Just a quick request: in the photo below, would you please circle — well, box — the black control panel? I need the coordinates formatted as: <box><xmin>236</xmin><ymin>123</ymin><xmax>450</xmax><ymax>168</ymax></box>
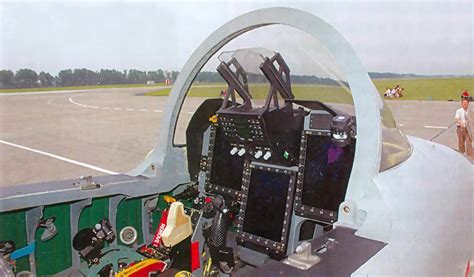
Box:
<box><xmin>309</xmin><ymin>110</ymin><xmax>333</xmax><ymax>131</ymax></box>
<box><xmin>218</xmin><ymin>111</ymin><xmax>268</xmax><ymax>144</ymax></box>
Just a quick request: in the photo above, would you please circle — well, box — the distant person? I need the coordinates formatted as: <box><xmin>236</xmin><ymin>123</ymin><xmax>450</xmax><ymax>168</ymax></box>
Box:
<box><xmin>394</xmin><ymin>87</ymin><xmax>404</xmax><ymax>98</ymax></box>
<box><xmin>384</xmin><ymin>87</ymin><xmax>391</xmax><ymax>97</ymax></box>
<box><xmin>455</xmin><ymin>98</ymin><xmax>472</xmax><ymax>157</ymax></box>
<box><xmin>461</xmin><ymin>90</ymin><xmax>469</xmax><ymax>99</ymax></box>
<box><xmin>399</xmin><ymin>88</ymin><xmax>405</xmax><ymax>97</ymax></box>
<box><xmin>389</xmin><ymin>88</ymin><xmax>396</xmax><ymax>98</ymax></box>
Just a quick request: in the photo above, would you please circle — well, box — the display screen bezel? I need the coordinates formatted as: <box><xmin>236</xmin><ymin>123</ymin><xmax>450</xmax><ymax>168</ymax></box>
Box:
<box><xmin>236</xmin><ymin>162</ymin><xmax>297</xmax><ymax>254</ymax></box>
<box><xmin>204</xmin><ymin>125</ymin><xmax>246</xmax><ymax>198</ymax></box>
<box><xmin>294</xmin><ymin>130</ymin><xmax>353</xmax><ymax>223</ymax></box>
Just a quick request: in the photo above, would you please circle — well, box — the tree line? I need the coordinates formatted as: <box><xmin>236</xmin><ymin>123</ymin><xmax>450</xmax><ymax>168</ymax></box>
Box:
<box><xmin>0</xmin><ymin>68</ymin><xmax>180</xmax><ymax>89</ymax></box>
<box><xmin>1</xmin><ymin>67</ymin><xmax>414</xmax><ymax>90</ymax></box>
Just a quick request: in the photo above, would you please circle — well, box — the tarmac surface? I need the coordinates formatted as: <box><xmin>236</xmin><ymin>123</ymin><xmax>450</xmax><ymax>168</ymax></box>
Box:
<box><xmin>0</xmin><ymin>87</ymin><xmax>472</xmax><ymax>188</ymax></box>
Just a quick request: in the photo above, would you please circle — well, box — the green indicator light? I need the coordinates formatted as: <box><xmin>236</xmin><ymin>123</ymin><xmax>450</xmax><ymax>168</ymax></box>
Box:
<box><xmin>283</xmin><ymin>151</ymin><xmax>289</xmax><ymax>160</ymax></box>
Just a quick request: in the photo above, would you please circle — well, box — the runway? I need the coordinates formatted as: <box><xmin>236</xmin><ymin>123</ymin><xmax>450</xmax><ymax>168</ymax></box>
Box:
<box><xmin>0</xmin><ymin>87</ymin><xmax>469</xmax><ymax>188</ymax></box>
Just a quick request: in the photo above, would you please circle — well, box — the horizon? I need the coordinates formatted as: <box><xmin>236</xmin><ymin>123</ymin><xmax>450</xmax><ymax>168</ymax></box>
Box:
<box><xmin>2</xmin><ymin>67</ymin><xmax>474</xmax><ymax>79</ymax></box>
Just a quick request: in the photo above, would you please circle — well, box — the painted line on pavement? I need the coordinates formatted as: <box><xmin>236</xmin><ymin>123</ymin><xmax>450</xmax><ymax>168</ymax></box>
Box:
<box><xmin>69</xmin><ymin>96</ymin><xmax>161</xmax><ymax>113</ymax></box>
<box><xmin>69</xmin><ymin>96</ymin><xmax>90</xmax><ymax>108</ymax></box>
<box><xmin>398</xmin><ymin>124</ymin><xmax>449</xmax><ymax>130</ymax></box>
<box><xmin>66</xmin><ymin>84</ymin><xmax>225</xmax><ymax>113</ymax></box>
<box><xmin>0</xmin><ymin>139</ymin><xmax>118</xmax><ymax>175</ymax></box>
<box><xmin>424</xmin><ymin>125</ymin><xmax>449</xmax><ymax>129</ymax></box>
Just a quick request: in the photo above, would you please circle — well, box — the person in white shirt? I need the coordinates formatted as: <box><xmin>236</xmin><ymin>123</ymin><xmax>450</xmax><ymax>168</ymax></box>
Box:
<box><xmin>455</xmin><ymin>98</ymin><xmax>472</xmax><ymax>156</ymax></box>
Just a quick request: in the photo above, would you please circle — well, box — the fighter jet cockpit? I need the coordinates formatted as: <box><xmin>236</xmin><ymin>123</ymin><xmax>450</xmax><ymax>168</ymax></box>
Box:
<box><xmin>1</xmin><ymin>7</ymin><xmax>470</xmax><ymax>277</ymax></box>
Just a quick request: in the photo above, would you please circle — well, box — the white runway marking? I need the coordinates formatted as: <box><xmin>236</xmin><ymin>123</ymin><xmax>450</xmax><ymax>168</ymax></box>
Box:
<box><xmin>0</xmin><ymin>139</ymin><xmax>119</xmax><ymax>175</ymax></box>
<box><xmin>69</xmin><ymin>96</ymin><xmax>91</xmax><ymax>108</ymax></box>
<box><xmin>424</xmin><ymin>125</ymin><xmax>448</xmax><ymax>129</ymax></box>
<box><xmin>68</xmin><ymin>96</ymin><xmax>162</xmax><ymax>113</ymax></box>
<box><xmin>398</xmin><ymin>123</ymin><xmax>449</xmax><ymax>130</ymax></box>
<box><xmin>65</xmin><ymin>85</ymin><xmax>226</xmax><ymax>113</ymax></box>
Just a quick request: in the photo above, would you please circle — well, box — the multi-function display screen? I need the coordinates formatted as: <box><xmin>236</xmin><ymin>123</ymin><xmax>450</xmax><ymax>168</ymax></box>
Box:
<box><xmin>301</xmin><ymin>135</ymin><xmax>353</xmax><ymax>212</ymax></box>
<box><xmin>209</xmin><ymin>130</ymin><xmax>245</xmax><ymax>191</ymax></box>
<box><xmin>242</xmin><ymin>169</ymin><xmax>291</xmax><ymax>242</ymax></box>
<box><xmin>309</xmin><ymin>112</ymin><xmax>333</xmax><ymax>130</ymax></box>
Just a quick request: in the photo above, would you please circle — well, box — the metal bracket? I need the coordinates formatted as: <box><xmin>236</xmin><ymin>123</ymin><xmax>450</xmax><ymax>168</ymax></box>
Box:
<box><xmin>25</xmin><ymin>206</ymin><xmax>43</xmax><ymax>275</ymax></box>
<box><xmin>287</xmin><ymin>214</ymin><xmax>325</xmax><ymax>257</ymax></box>
<box><xmin>141</xmin><ymin>195</ymin><xmax>160</xmax><ymax>244</ymax></box>
<box><xmin>217</xmin><ymin>57</ymin><xmax>252</xmax><ymax>111</ymax></box>
<box><xmin>70</xmin><ymin>199</ymin><xmax>92</xmax><ymax>270</ymax></box>
<box><xmin>75</xmin><ymin>175</ymin><xmax>100</xmax><ymax>190</ymax></box>
<box><xmin>108</xmin><ymin>195</ymin><xmax>126</xmax><ymax>246</ymax></box>
<box><xmin>282</xmin><ymin>241</ymin><xmax>321</xmax><ymax>270</ymax></box>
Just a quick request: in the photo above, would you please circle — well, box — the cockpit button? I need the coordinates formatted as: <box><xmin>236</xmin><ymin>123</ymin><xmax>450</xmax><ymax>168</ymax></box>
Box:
<box><xmin>263</xmin><ymin>151</ymin><xmax>272</xmax><ymax>160</ymax></box>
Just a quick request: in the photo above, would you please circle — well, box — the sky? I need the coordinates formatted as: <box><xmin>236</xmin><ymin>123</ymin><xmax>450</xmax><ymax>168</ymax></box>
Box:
<box><xmin>0</xmin><ymin>0</ymin><xmax>473</xmax><ymax>76</ymax></box>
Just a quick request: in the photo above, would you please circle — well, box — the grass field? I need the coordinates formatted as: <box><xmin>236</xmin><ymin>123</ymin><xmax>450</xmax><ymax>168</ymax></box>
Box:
<box><xmin>145</xmin><ymin>77</ymin><xmax>473</xmax><ymax>102</ymax></box>
<box><xmin>145</xmin><ymin>84</ymin><xmax>353</xmax><ymax>103</ymax></box>
<box><xmin>2</xmin><ymin>77</ymin><xmax>472</xmax><ymax>102</ymax></box>
<box><xmin>372</xmin><ymin>77</ymin><xmax>473</xmax><ymax>101</ymax></box>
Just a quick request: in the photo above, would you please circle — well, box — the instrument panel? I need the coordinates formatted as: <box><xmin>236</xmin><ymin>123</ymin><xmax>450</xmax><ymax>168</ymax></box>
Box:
<box><xmin>195</xmin><ymin>50</ymin><xmax>356</xmax><ymax>259</ymax></box>
<box><xmin>200</xmin><ymin>101</ymin><xmax>356</xmax><ymax>257</ymax></box>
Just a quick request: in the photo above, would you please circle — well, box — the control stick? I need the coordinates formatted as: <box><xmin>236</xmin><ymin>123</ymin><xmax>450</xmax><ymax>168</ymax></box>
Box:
<box><xmin>207</xmin><ymin>196</ymin><xmax>235</xmax><ymax>273</ymax></box>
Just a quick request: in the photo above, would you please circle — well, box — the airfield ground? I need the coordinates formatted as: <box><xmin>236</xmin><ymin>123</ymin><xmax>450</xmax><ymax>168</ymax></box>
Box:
<box><xmin>0</xmin><ymin>86</ymin><xmax>472</xmax><ymax>188</ymax></box>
